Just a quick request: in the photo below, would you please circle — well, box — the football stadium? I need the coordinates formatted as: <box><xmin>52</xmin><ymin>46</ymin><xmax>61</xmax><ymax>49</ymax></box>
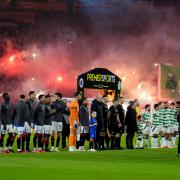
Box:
<box><xmin>0</xmin><ymin>1</ymin><xmax>180</xmax><ymax>180</ymax></box>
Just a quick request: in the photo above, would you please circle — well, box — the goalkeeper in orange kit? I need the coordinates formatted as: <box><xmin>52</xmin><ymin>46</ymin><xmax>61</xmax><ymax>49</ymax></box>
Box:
<box><xmin>69</xmin><ymin>92</ymin><xmax>81</xmax><ymax>152</ymax></box>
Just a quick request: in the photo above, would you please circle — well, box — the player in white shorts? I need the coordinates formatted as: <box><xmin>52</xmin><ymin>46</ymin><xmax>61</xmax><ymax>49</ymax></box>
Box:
<box><xmin>151</xmin><ymin>104</ymin><xmax>160</xmax><ymax>148</ymax></box>
<box><xmin>0</xmin><ymin>93</ymin><xmax>15</xmax><ymax>153</ymax></box>
<box><xmin>136</xmin><ymin>115</ymin><xmax>144</xmax><ymax>149</ymax></box>
<box><xmin>33</xmin><ymin>95</ymin><xmax>46</xmax><ymax>152</ymax></box>
<box><xmin>14</xmin><ymin>95</ymin><xmax>29</xmax><ymax>152</ymax></box>
<box><xmin>25</xmin><ymin>91</ymin><xmax>38</xmax><ymax>152</ymax></box>
<box><xmin>158</xmin><ymin>102</ymin><xmax>166</xmax><ymax>148</ymax></box>
<box><xmin>143</xmin><ymin>104</ymin><xmax>152</xmax><ymax>148</ymax></box>
<box><xmin>51</xmin><ymin>92</ymin><xmax>66</xmax><ymax>152</ymax></box>
<box><xmin>44</xmin><ymin>95</ymin><xmax>55</xmax><ymax>152</ymax></box>
<box><xmin>162</xmin><ymin>102</ymin><xmax>172</xmax><ymax>148</ymax></box>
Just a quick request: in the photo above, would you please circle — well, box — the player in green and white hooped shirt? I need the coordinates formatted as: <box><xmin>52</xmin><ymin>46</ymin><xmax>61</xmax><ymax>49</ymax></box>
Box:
<box><xmin>158</xmin><ymin>102</ymin><xmax>166</xmax><ymax>148</ymax></box>
<box><xmin>136</xmin><ymin>115</ymin><xmax>144</xmax><ymax>149</ymax></box>
<box><xmin>143</xmin><ymin>104</ymin><xmax>152</xmax><ymax>148</ymax></box>
<box><xmin>170</xmin><ymin>102</ymin><xmax>178</xmax><ymax>147</ymax></box>
<box><xmin>163</xmin><ymin>102</ymin><xmax>171</xmax><ymax>148</ymax></box>
<box><xmin>151</xmin><ymin>104</ymin><xmax>160</xmax><ymax>148</ymax></box>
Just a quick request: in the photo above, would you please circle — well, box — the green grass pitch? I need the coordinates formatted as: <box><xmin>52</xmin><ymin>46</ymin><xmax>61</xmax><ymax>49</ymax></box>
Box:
<box><xmin>0</xmin><ymin>147</ymin><xmax>180</xmax><ymax>180</ymax></box>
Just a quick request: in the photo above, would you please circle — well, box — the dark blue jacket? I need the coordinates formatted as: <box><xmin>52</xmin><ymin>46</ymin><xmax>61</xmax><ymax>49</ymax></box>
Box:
<box><xmin>14</xmin><ymin>100</ymin><xmax>29</xmax><ymax>127</ymax></box>
<box><xmin>52</xmin><ymin>100</ymin><xmax>66</xmax><ymax>122</ymax></box>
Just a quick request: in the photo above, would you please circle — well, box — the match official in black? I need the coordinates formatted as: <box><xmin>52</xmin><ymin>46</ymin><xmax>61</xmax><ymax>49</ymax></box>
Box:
<box><xmin>125</xmin><ymin>102</ymin><xmax>137</xmax><ymax>149</ymax></box>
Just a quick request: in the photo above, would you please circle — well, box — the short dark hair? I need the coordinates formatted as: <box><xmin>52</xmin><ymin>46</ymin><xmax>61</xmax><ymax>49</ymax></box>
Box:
<box><xmin>20</xmin><ymin>94</ymin><xmax>25</xmax><ymax>99</ymax></box>
<box><xmin>158</xmin><ymin>102</ymin><xmax>163</xmax><ymax>105</ymax></box>
<box><xmin>145</xmin><ymin>104</ymin><xmax>151</xmax><ymax>109</ymax></box>
<box><xmin>38</xmin><ymin>94</ymin><xmax>44</xmax><ymax>100</ymax></box>
<box><xmin>137</xmin><ymin>115</ymin><xmax>142</xmax><ymax>120</ymax></box>
<box><xmin>171</xmin><ymin>102</ymin><xmax>175</xmax><ymax>106</ymax></box>
<box><xmin>45</xmin><ymin>95</ymin><xmax>50</xmax><ymax>98</ymax></box>
<box><xmin>29</xmin><ymin>91</ymin><xmax>35</xmax><ymax>96</ymax></box>
<box><xmin>176</xmin><ymin>101</ymin><xmax>180</xmax><ymax>105</ymax></box>
<box><xmin>74</xmin><ymin>92</ymin><xmax>80</xmax><ymax>97</ymax></box>
<box><xmin>129</xmin><ymin>102</ymin><xmax>135</xmax><ymax>108</ymax></box>
<box><xmin>102</xmin><ymin>94</ymin><xmax>108</xmax><ymax>98</ymax></box>
<box><xmin>55</xmin><ymin>92</ymin><xmax>62</xmax><ymax>98</ymax></box>
<box><xmin>154</xmin><ymin>104</ymin><xmax>158</xmax><ymax>109</ymax></box>
<box><xmin>2</xmin><ymin>92</ymin><xmax>8</xmax><ymax>98</ymax></box>
<box><xmin>129</xmin><ymin>101</ymin><xmax>133</xmax><ymax>105</ymax></box>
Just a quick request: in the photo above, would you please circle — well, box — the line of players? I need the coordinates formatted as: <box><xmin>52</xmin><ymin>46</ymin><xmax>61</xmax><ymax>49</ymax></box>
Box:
<box><xmin>0</xmin><ymin>90</ymin><xmax>179</xmax><ymax>153</ymax></box>
<box><xmin>136</xmin><ymin>102</ymin><xmax>178</xmax><ymax>149</ymax></box>
<box><xmin>0</xmin><ymin>91</ymin><xmax>70</xmax><ymax>153</ymax></box>
<box><xmin>0</xmin><ymin>92</ymin><xmax>126</xmax><ymax>153</ymax></box>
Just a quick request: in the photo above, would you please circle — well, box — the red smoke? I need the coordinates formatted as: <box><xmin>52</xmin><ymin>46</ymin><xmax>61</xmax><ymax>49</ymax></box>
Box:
<box><xmin>0</xmin><ymin>5</ymin><xmax>180</xmax><ymax>100</ymax></box>
<box><xmin>0</xmin><ymin>50</ymin><xmax>26</xmax><ymax>76</ymax></box>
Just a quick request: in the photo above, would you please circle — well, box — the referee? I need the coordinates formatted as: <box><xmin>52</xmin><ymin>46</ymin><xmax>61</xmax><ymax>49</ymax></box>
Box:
<box><xmin>176</xmin><ymin>101</ymin><xmax>180</xmax><ymax>158</ymax></box>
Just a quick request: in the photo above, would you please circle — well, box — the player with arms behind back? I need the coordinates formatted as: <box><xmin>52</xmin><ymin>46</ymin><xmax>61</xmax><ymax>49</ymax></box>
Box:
<box><xmin>14</xmin><ymin>95</ymin><xmax>30</xmax><ymax>153</ymax></box>
<box><xmin>151</xmin><ymin>104</ymin><xmax>160</xmax><ymax>148</ymax></box>
<box><xmin>143</xmin><ymin>104</ymin><xmax>152</xmax><ymax>148</ymax></box>
<box><xmin>0</xmin><ymin>93</ymin><xmax>14</xmax><ymax>153</ymax></box>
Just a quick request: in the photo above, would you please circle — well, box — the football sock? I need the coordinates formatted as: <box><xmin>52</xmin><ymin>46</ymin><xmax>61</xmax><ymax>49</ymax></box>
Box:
<box><xmin>22</xmin><ymin>135</ymin><xmax>25</xmax><ymax>151</ymax></box>
<box><xmin>56</xmin><ymin>136</ymin><xmax>60</xmax><ymax>148</ymax></box>
<box><xmin>10</xmin><ymin>134</ymin><xmax>15</xmax><ymax>147</ymax></box>
<box><xmin>105</xmin><ymin>137</ymin><xmax>110</xmax><ymax>148</ymax></box>
<box><xmin>33</xmin><ymin>134</ymin><xmax>38</xmax><ymax>148</ymax></box>
<box><xmin>38</xmin><ymin>134</ymin><xmax>42</xmax><ymax>148</ymax></box>
<box><xmin>0</xmin><ymin>134</ymin><xmax>5</xmax><ymax>148</ymax></box>
<box><xmin>6</xmin><ymin>134</ymin><xmax>12</xmax><ymax>147</ymax></box>
<box><xmin>101</xmin><ymin>136</ymin><xmax>105</xmax><ymax>149</ymax></box>
<box><xmin>17</xmin><ymin>137</ymin><xmax>21</xmax><ymax>150</ymax></box>
<box><xmin>26</xmin><ymin>134</ymin><xmax>31</xmax><ymax>150</ymax></box>
<box><xmin>161</xmin><ymin>137</ymin><xmax>165</xmax><ymax>147</ymax></box>
<box><xmin>89</xmin><ymin>141</ymin><xmax>94</xmax><ymax>149</ymax></box>
<box><xmin>115</xmin><ymin>137</ymin><xmax>120</xmax><ymax>149</ymax></box>
<box><xmin>172</xmin><ymin>136</ymin><xmax>176</xmax><ymax>146</ymax></box>
<box><xmin>155</xmin><ymin>137</ymin><xmax>159</xmax><ymax>147</ymax></box>
<box><xmin>51</xmin><ymin>136</ymin><xmax>55</xmax><ymax>147</ymax></box>
<box><xmin>45</xmin><ymin>135</ymin><xmax>49</xmax><ymax>149</ymax></box>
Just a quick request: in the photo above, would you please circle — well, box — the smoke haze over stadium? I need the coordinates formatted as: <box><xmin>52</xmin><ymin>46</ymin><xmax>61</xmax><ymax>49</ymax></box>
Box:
<box><xmin>0</xmin><ymin>0</ymin><xmax>180</xmax><ymax>99</ymax></box>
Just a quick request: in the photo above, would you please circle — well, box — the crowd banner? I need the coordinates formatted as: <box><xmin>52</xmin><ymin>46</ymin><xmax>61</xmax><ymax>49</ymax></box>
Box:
<box><xmin>158</xmin><ymin>64</ymin><xmax>180</xmax><ymax>100</ymax></box>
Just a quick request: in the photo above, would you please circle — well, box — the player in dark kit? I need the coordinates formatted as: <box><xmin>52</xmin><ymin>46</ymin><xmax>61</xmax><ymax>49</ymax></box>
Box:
<box><xmin>108</xmin><ymin>98</ymin><xmax>121</xmax><ymax>150</ymax></box>
<box><xmin>117</xmin><ymin>97</ymin><xmax>125</xmax><ymax>149</ymax></box>
<box><xmin>33</xmin><ymin>95</ymin><xmax>45</xmax><ymax>152</ymax></box>
<box><xmin>125</xmin><ymin>102</ymin><xmax>137</xmax><ymax>149</ymax></box>
<box><xmin>14</xmin><ymin>95</ymin><xmax>30</xmax><ymax>153</ymax></box>
<box><xmin>51</xmin><ymin>92</ymin><xmax>66</xmax><ymax>152</ymax></box>
<box><xmin>91</xmin><ymin>94</ymin><xmax>105</xmax><ymax>150</ymax></box>
<box><xmin>25</xmin><ymin>91</ymin><xmax>38</xmax><ymax>152</ymax></box>
<box><xmin>79</xmin><ymin>98</ymin><xmax>89</xmax><ymax>151</ymax></box>
<box><xmin>102</xmin><ymin>95</ymin><xmax>110</xmax><ymax>150</ymax></box>
<box><xmin>0</xmin><ymin>93</ymin><xmax>14</xmax><ymax>153</ymax></box>
<box><xmin>62</xmin><ymin>99</ymin><xmax>70</xmax><ymax>150</ymax></box>
<box><xmin>44</xmin><ymin>95</ymin><xmax>55</xmax><ymax>151</ymax></box>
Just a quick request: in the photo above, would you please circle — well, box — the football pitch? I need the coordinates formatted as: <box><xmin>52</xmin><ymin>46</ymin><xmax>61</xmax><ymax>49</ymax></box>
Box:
<box><xmin>0</xmin><ymin>148</ymin><xmax>180</xmax><ymax>180</ymax></box>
